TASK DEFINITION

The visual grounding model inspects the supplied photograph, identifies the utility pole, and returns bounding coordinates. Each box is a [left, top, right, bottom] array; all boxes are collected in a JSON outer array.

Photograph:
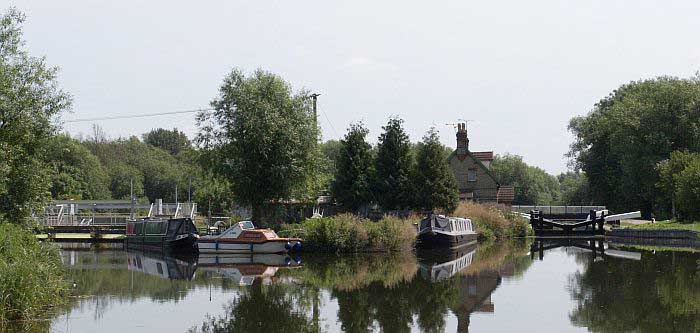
[[310, 93, 320, 127], [130, 179, 135, 220]]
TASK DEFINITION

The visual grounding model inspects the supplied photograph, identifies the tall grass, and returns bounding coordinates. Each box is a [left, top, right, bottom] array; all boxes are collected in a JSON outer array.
[[453, 201, 530, 240], [279, 214, 418, 253], [0, 223, 68, 328]]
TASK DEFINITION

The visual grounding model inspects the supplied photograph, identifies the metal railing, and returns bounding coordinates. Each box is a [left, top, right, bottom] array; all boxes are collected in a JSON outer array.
[[511, 205, 607, 215]]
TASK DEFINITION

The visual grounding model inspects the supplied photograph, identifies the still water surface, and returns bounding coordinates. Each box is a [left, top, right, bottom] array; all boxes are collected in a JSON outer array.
[[48, 240, 699, 332]]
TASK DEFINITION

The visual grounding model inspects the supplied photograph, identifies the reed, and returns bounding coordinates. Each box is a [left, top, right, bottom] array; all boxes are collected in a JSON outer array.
[[279, 214, 418, 253], [453, 201, 530, 240], [0, 223, 68, 329]]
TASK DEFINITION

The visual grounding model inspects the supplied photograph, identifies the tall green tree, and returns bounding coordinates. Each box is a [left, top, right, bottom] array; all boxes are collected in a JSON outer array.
[[412, 127, 458, 212], [0, 9, 71, 224], [374, 117, 414, 210], [657, 151, 700, 220], [196, 69, 319, 224], [490, 154, 560, 205], [143, 127, 191, 156], [557, 171, 592, 205], [568, 75, 700, 217], [331, 123, 374, 211], [46, 135, 110, 200]]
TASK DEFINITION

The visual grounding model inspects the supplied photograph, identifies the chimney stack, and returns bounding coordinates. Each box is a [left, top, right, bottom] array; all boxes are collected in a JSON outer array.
[[456, 122, 469, 150]]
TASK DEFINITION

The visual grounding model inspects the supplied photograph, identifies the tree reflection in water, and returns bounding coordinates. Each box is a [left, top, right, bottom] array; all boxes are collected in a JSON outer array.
[[193, 240, 532, 332], [568, 249, 700, 333]]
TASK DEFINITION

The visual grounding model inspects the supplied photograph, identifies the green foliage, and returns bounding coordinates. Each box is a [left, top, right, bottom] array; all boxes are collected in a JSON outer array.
[[374, 117, 414, 210], [557, 171, 592, 205], [0, 8, 71, 224], [490, 154, 560, 205], [106, 162, 144, 199], [197, 69, 319, 224], [280, 214, 417, 253], [657, 150, 700, 220], [568, 75, 700, 217], [412, 127, 458, 212], [0, 223, 67, 327], [454, 201, 529, 240], [46, 135, 110, 200], [142, 128, 191, 155], [331, 123, 374, 211], [674, 160, 700, 221]]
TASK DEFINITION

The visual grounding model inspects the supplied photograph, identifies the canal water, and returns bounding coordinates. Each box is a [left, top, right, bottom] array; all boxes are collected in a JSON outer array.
[[46, 240, 699, 332]]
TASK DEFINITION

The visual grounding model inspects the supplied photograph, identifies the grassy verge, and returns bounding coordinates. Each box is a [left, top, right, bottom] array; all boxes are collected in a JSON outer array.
[[453, 202, 531, 240], [621, 219, 700, 232], [0, 223, 68, 330], [279, 214, 418, 253]]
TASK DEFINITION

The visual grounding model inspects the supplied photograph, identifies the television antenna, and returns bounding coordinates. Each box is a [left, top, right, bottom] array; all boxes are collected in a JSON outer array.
[[445, 119, 474, 132]]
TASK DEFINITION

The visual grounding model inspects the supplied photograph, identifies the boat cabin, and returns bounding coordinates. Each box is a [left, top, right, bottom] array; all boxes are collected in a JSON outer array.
[[419, 215, 474, 233]]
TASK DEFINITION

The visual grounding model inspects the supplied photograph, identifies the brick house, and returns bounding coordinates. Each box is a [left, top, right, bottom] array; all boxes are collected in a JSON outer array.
[[447, 123, 514, 205]]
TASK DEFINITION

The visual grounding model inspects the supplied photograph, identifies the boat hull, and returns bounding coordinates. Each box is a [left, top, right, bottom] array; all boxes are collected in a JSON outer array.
[[416, 231, 478, 249], [197, 239, 299, 254]]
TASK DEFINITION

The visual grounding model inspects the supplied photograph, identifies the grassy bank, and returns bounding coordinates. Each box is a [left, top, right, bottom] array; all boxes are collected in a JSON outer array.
[[279, 214, 418, 253], [621, 219, 700, 232], [0, 223, 68, 329], [453, 202, 530, 240]]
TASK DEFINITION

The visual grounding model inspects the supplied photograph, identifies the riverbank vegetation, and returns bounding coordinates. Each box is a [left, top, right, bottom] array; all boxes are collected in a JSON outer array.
[[622, 220, 700, 233], [279, 214, 418, 253], [0, 224, 67, 328], [453, 202, 530, 240]]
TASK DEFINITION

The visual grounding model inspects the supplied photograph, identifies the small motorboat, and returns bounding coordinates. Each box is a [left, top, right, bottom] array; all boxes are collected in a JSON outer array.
[[197, 220, 302, 254], [416, 214, 478, 249]]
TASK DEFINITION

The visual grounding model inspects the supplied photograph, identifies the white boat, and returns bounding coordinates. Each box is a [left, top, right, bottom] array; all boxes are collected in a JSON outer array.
[[197, 221, 302, 254]]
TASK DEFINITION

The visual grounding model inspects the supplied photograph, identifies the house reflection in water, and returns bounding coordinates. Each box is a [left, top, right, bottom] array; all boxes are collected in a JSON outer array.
[[417, 244, 520, 333]]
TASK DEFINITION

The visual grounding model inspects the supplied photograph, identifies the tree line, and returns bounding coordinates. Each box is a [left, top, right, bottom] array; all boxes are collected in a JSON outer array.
[[569, 74, 700, 221]]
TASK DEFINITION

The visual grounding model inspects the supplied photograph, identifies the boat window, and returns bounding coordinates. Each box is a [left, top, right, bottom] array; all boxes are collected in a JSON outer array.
[[241, 221, 255, 229]]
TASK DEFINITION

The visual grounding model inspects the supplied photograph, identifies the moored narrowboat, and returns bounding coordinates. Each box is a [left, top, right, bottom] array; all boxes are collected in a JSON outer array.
[[198, 220, 302, 254], [126, 217, 199, 252], [416, 214, 478, 249]]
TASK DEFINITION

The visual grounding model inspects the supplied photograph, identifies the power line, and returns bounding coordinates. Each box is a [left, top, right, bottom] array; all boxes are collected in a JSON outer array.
[[63, 108, 214, 123]]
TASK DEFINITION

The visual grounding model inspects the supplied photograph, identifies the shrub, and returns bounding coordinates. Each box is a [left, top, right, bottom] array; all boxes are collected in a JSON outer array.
[[0, 223, 67, 327], [453, 201, 529, 240], [279, 214, 417, 253]]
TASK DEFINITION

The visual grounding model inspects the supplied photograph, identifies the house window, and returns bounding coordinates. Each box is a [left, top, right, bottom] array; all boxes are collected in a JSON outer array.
[[468, 169, 477, 182]]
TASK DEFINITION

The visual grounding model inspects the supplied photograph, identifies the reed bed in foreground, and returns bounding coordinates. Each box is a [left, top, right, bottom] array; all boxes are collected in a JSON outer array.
[[0, 223, 68, 330]]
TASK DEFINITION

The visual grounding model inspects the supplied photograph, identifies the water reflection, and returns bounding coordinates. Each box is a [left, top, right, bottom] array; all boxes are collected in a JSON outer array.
[[51, 240, 700, 333]]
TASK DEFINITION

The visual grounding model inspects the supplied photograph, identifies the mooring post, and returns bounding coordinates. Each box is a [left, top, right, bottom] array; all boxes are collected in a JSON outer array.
[[598, 211, 605, 233]]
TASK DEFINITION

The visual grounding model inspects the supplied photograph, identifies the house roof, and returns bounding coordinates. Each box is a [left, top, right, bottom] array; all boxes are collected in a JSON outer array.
[[472, 151, 494, 161], [447, 149, 501, 187]]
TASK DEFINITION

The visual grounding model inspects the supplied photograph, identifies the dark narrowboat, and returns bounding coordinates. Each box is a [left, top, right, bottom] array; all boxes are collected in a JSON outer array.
[[416, 214, 478, 249], [126, 217, 199, 252]]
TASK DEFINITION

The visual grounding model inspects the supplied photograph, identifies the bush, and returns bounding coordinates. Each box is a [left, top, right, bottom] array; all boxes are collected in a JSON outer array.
[[453, 201, 529, 240], [279, 214, 417, 253], [0, 223, 67, 326]]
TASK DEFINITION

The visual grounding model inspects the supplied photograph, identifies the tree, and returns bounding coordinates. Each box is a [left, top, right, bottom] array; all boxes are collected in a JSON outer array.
[[374, 117, 414, 210], [568, 75, 700, 217], [46, 135, 110, 200], [557, 171, 592, 205], [490, 154, 560, 205], [657, 151, 700, 220], [0, 9, 71, 224], [331, 123, 374, 211], [106, 162, 144, 199], [196, 69, 319, 224], [143, 128, 191, 156], [412, 127, 458, 212]]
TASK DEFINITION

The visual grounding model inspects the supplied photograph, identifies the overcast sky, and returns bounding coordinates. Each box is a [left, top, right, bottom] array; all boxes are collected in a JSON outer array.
[[10, 0, 700, 174]]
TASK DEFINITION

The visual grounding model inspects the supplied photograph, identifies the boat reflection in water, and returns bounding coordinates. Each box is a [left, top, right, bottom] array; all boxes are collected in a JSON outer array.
[[197, 254, 302, 286], [417, 243, 508, 332], [418, 243, 478, 282], [126, 250, 198, 280], [124, 250, 302, 284]]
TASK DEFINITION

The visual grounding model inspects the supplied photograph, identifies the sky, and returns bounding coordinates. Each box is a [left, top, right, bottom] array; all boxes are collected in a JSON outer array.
[[9, 0, 700, 174]]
